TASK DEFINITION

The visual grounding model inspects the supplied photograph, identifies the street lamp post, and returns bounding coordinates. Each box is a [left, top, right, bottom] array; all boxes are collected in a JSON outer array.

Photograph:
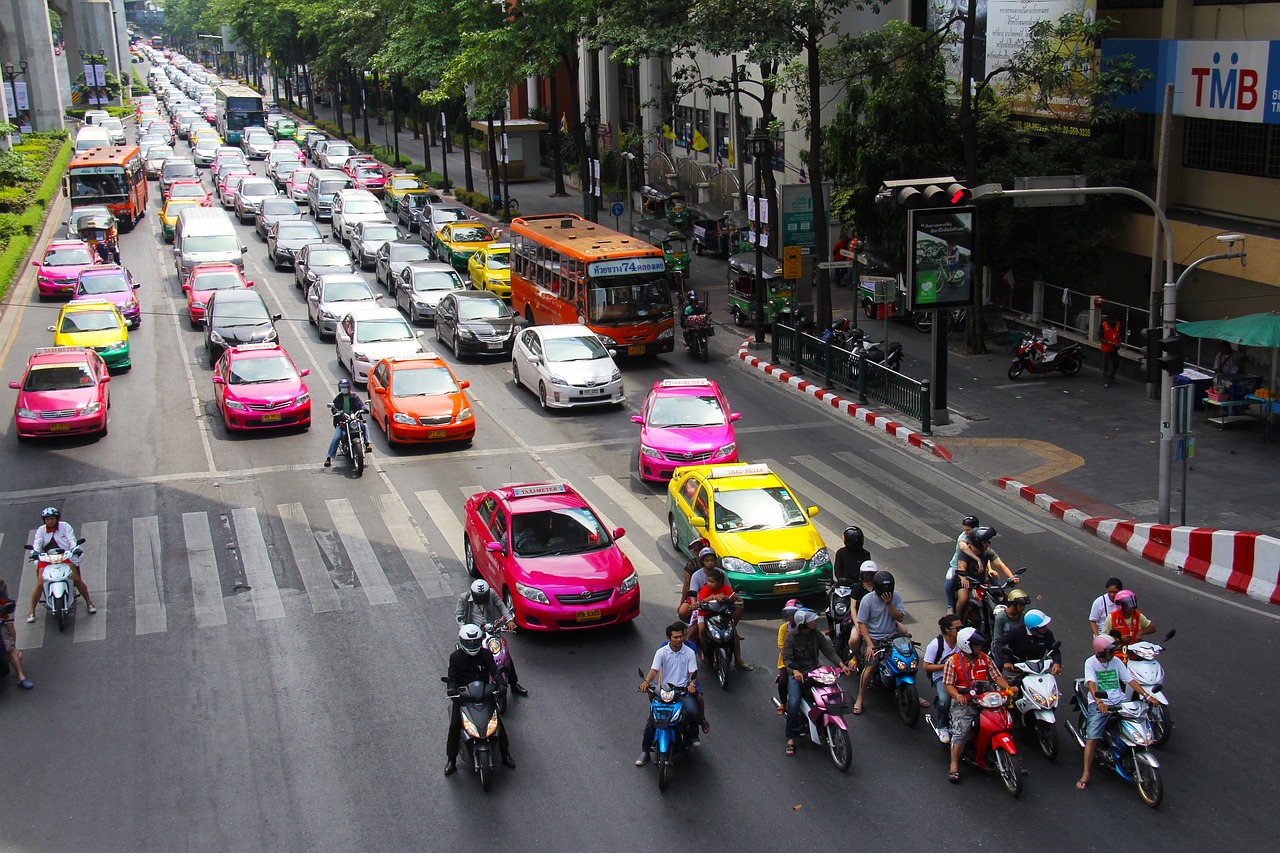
[[623, 151, 636, 234], [1, 61, 22, 139], [78, 49, 105, 108], [584, 100, 600, 222], [87, 0, 125, 107], [749, 125, 770, 346]]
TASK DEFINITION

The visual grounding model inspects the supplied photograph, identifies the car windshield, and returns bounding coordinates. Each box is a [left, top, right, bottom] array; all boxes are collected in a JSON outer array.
[[391, 178, 420, 190], [229, 355, 295, 385], [327, 143, 352, 156], [45, 246, 93, 266], [587, 277, 675, 325], [60, 310, 120, 333], [390, 366, 458, 397], [323, 280, 373, 302], [194, 140, 218, 152], [405, 195, 426, 209], [78, 272, 130, 294], [163, 162, 198, 178], [648, 394, 726, 429], [224, 175, 249, 191], [213, 302, 270, 325], [318, 180, 350, 194], [355, 318, 413, 343], [360, 225, 399, 241], [184, 235, 240, 254], [433, 208, 464, 224], [450, 226, 492, 243], [261, 200, 298, 215], [544, 335, 610, 362], [25, 364, 96, 391], [459, 299, 510, 321], [345, 199, 382, 215], [712, 486, 809, 532], [389, 245, 432, 263], [291, 170, 314, 184], [274, 162, 300, 177], [487, 252, 510, 270], [146, 146, 174, 161], [411, 272, 459, 292], [239, 181, 275, 197], [169, 184, 205, 199], [192, 271, 244, 291], [278, 223, 321, 239], [246, 133, 271, 146], [356, 168, 383, 181], [510, 507, 611, 557], [309, 249, 352, 266]]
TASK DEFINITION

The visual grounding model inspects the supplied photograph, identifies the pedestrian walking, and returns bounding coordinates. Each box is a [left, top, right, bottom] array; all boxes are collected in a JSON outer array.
[[1100, 314, 1121, 388]]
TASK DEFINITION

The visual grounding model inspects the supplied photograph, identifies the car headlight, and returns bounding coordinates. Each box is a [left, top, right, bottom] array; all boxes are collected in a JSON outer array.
[[353, 351, 369, 364], [515, 581, 549, 604], [392, 412, 415, 425], [79, 402, 103, 415], [106, 340, 128, 352], [16, 407, 37, 418], [639, 444, 661, 459], [722, 556, 756, 575], [320, 310, 336, 320], [716, 442, 736, 457], [595, 334, 618, 347], [657, 327, 674, 341], [456, 407, 473, 422], [812, 547, 831, 568], [225, 399, 246, 410], [458, 327, 477, 339], [547, 374, 569, 386], [192, 301, 206, 310], [610, 369, 622, 383], [619, 570, 639, 594], [294, 393, 310, 406], [263, 328, 278, 342]]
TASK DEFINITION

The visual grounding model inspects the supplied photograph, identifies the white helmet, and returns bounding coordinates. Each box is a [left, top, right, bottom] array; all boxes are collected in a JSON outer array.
[[458, 623, 484, 655], [957, 627, 988, 655], [470, 579, 490, 600], [793, 609, 819, 627]]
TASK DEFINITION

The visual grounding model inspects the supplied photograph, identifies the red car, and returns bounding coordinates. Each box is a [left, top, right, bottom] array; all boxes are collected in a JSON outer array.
[[343, 156, 380, 178], [32, 240, 99, 300], [462, 482, 640, 631], [167, 179, 213, 206], [212, 343, 311, 431], [9, 345, 111, 440], [182, 263, 254, 328], [352, 165, 388, 195]]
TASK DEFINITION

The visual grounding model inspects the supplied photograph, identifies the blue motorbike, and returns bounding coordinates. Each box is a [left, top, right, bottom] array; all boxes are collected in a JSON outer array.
[[868, 635, 923, 727], [1065, 680, 1165, 808], [638, 667, 696, 791]]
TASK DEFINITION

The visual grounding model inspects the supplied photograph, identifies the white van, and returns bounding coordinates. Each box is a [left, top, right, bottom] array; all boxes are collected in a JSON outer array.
[[74, 126, 112, 154], [173, 207, 246, 279]]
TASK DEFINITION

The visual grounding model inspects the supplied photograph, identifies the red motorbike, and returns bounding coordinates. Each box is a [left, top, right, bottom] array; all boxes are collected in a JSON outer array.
[[1008, 331, 1083, 380], [950, 685, 1023, 797]]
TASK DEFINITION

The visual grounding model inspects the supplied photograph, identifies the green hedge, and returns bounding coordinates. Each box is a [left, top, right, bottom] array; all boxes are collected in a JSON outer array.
[[0, 234, 34, 300], [0, 137, 73, 301], [64, 106, 135, 120]]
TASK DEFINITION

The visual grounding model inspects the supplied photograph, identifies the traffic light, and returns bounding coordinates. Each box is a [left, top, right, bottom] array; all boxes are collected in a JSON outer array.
[[1158, 333, 1185, 376], [876, 177, 971, 210]]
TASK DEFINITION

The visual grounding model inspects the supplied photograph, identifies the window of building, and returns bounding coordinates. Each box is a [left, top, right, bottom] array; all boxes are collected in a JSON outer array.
[[714, 111, 730, 161], [771, 127, 785, 173], [695, 108, 709, 150], [1184, 117, 1280, 178], [618, 65, 640, 132], [675, 105, 694, 150]]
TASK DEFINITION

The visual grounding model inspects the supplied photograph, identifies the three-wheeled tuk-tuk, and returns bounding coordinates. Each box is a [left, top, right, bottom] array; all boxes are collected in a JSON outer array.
[[689, 203, 732, 257], [641, 183, 690, 228], [632, 219, 690, 281], [78, 212, 120, 264], [726, 252, 790, 328]]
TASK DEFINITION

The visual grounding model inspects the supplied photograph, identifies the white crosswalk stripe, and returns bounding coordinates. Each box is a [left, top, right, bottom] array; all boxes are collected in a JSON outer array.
[[326, 499, 397, 606], [231, 508, 285, 621], [758, 459, 911, 550], [278, 503, 341, 614], [183, 512, 228, 627], [417, 489, 468, 573], [16, 528, 44, 649], [74, 521, 109, 643], [374, 492, 452, 599], [583, 477, 667, 576], [790, 455, 950, 545], [133, 516, 168, 635]]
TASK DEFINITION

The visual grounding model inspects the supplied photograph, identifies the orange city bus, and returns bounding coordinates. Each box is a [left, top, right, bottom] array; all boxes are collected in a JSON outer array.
[[509, 213, 676, 356], [64, 145, 148, 229]]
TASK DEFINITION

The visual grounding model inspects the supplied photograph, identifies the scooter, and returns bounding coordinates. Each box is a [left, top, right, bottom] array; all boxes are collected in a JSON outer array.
[[329, 406, 366, 477], [1006, 645, 1062, 761], [960, 568, 1026, 641], [1065, 680, 1164, 808], [27, 538, 86, 632], [821, 580, 855, 664], [441, 676, 504, 792], [697, 598, 737, 690], [1125, 629, 1175, 747], [927, 683, 1023, 797], [682, 311, 713, 362], [638, 668, 697, 791], [480, 622, 513, 714], [1008, 332, 1084, 380], [771, 665, 853, 772], [866, 635, 923, 726], [844, 328, 904, 372]]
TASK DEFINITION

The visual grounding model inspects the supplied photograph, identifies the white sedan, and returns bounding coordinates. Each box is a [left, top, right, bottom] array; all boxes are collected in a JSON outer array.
[[334, 307, 425, 384], [511, 324, 625, 410]]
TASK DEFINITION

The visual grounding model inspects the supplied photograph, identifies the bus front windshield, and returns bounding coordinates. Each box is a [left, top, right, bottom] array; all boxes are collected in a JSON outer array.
[[225, 111, 266, 132], [587, 275, 674, 325], [69, 169, 126, 203]]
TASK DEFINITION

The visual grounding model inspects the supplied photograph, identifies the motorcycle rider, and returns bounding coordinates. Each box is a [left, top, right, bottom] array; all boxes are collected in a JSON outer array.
[[844, 561, 880, 663], [676, 541, 716, 622], [832, 526, 870, 585], [1, 578, 34, 689], [953, 526, 1018, 623], [1077, 634, 1161, 791], [1088, 577, 1124, 636], [782, 609, 854, 756], [852, 568, 912, 715], [682, 289, 708, 322], [455, 579, 528, 697], [775, 599, 803, 711], [636, 621, 703, 766], [944, 628, 1012, 783], [324, 378, 372, 467], [993, 609, 1062, 675], [694, 566, 751, 671], [944, 516, 981, 614], [444, 624, 515, 776], [924, 614, 962, 743], [25, 507, 96, 623], [993, 587, 1030, 638], [1098, 590, 1155, 652]]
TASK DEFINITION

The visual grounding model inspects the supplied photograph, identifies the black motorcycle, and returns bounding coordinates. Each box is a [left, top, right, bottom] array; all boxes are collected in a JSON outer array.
[[961, 568, 1027, 640], [822, 580, 856, 664], [697, 598, 738, 689], [683, 311, 713, 362], [442, 677, 504, 792], [844, 327, 904, 372], [329, 406, 366, 477]]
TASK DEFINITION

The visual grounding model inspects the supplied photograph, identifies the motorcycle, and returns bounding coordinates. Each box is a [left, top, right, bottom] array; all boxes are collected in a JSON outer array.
[[480, 622, 513, 714], [1006, 645, 1062, 761], [1125, 630, 1175, 747], [866, 635, 923, 726], [329, 406, 366, 476], [770, 665, 853, 772], [682, 311, 713, 362], [960, 568, 1026, 641], [697, 598, 737, 690], [637, 668, 697, 791], [1065, 680, 1164, 808], [821, 580, 855, 664], [27, 538, 86, 631], [1008, 331, 1084, 380], [927, 683, 1023, 797], [843, 328, 904, 372], [441, 676, 504, 792]]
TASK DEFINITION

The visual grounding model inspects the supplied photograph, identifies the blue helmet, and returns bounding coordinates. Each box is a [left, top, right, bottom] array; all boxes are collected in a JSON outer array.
[[1023, 609, 1051, 630]]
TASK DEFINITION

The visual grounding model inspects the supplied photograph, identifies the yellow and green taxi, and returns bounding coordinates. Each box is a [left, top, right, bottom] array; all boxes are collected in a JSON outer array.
[[666, 463, 831, 600], [47, 300, 131, 370], [160, 197, 203, 242], [434, 221, 494, 272], [191, 127, 221, 146], [384, 173, 427, 211], [467, 242, 511, 298]]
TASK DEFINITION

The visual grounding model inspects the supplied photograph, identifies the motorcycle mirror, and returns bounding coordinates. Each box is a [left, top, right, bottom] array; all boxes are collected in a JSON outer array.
[[1051, 640, 1062, 650], [1014, 566, 1027, 575], [1163, 629, 1176, 641], [77, 538, 86, 545], [439, 676, 450, 684]]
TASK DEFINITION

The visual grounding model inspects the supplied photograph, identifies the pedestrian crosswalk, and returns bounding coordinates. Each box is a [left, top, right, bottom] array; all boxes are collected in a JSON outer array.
[[5, 454, 1047, 650]]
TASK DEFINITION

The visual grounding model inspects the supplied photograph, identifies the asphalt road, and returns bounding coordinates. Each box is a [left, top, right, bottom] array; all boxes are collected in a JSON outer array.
[[1, 106, 1278, 851]]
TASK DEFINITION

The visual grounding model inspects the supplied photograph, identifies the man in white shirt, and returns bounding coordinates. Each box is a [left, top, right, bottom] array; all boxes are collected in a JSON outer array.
[[1087, 577, 1123, 636], [1078, 635, 1160, 790], [636, 622, 701, 766], [25, 507, 96, 622]]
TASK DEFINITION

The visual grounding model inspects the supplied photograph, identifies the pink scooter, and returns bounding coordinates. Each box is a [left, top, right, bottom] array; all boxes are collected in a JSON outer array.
[[771, 665, 853, 771]]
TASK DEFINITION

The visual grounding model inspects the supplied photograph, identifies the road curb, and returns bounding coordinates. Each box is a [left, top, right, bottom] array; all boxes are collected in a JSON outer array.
[[996, 477, 1280, 605], [736, 337, 953, 461]]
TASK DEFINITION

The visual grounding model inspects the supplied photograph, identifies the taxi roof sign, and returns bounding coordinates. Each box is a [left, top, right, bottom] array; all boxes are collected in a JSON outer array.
[[33, 346, 89, 355], [231, 342, 282, 352], [708, 464, 771, 479], [511, 483, 568, 498], [658, 378, 712, 388]]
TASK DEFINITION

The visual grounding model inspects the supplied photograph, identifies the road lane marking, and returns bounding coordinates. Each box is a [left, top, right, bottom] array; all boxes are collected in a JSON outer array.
[[588, 475, 671, 547], [790, 455, 950, 545], [277, 503, 341, 613], [573, 481, 664, 577], [132, 516, 168, 635], [231, 508, 285, 620], [326, 499, 397, 606], [160, 229, 218, 474], [183, 512, 227, 627], [375, 492, 452, 599], [15, 529, 44, 648], [74, 521, 108, 643], [759, 459, 911, 550], [417, 490, 466, 573]]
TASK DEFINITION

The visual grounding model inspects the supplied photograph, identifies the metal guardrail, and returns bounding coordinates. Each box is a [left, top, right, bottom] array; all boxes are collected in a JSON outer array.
[[772, 322, 932, 434]]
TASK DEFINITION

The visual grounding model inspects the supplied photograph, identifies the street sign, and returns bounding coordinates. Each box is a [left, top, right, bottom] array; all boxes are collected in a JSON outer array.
[[782, 246, 803, 279], [817, 261, 852, 270], [610, 201, 624, 218], [1013, 175, 1087, 207], [839, 248, 856, 259], [1172, 382, 1195, 436]]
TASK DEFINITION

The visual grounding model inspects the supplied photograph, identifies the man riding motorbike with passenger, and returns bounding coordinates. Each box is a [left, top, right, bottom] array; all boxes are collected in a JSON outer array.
[[782, 609, 853, 756], [455, 579, 528, 696], [25, 507, 96, 623], [1098, 590, 1156, 655], [953, 526, 1018, 622], [444, 623, 515, 776]]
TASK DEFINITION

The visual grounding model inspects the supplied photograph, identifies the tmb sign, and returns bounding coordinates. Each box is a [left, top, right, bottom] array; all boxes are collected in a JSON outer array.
[[1103, 39, 1280, 124]]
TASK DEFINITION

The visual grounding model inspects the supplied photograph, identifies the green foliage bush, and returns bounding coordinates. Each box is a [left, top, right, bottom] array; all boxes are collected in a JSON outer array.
[[0, 234, 34, 300]]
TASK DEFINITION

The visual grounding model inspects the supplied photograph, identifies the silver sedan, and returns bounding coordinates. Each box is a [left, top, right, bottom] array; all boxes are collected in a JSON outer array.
[[306, 273, 380, 338]]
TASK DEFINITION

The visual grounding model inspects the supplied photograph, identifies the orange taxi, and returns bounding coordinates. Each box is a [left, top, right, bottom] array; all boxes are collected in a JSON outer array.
[[366, 354, 475, 446]]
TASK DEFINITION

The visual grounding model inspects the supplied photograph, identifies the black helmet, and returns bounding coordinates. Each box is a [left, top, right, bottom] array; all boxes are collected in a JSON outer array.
[[842, 526, 864, 550], [873, 570, 895, 596], [973, 525, 997, 545], [962, 515, 979, 528]]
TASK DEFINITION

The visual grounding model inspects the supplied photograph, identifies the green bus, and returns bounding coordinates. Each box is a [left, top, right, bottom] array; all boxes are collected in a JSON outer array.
[[214, 84, 265, 145]]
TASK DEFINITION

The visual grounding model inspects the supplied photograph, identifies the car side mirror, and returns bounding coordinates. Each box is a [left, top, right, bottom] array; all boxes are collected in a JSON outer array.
[[8, 381, 20, 389], [416, 331, 424, 337], [133, 282, 141, 290], [246, 280, 255, 287], [273, 314, 283, 321], [299, 368, 310, 377], [241, 246, 248, 254], [101, 375, 110, 383], [374, 294, 382, 300], [607, 349, 617, 357], [485, 541, 503, 553], [630, 415, 643, 424], [457, 380, 470, 390], [613, 527, 626, 540], [211, 375, 224, 385], [691, 517, 707, 530], [729, 412, 742, 422], [807, 505, 819, 518], [181, 284, 191, 292], [47, 325, 56, 332]]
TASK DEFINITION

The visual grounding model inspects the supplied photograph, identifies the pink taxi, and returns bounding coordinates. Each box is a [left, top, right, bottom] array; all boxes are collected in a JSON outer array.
[[211, 343, 311, 431], [631, 377, 740, 482], [287, 168, 315, 204], [32, 240, 99, 300], [9, 346, 111, 440], [352, 164, 388, 195], [463, 482, 640, 631]]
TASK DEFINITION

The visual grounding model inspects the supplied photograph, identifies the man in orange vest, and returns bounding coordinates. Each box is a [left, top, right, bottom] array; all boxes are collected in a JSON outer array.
[[1100, 314, 1122, 388], [1099, 590, 1155, 654], [943, 627, 1012, 782]]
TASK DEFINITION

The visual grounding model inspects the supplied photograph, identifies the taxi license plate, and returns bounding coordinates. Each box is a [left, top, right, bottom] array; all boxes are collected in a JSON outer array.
[[428, 429, 447, 438], [261, 413, 281, 422], [773, 581, 800, 594], [576, 609, 602, 623], [627, 344, 646, 356], [486, 341, 502, 350], [50, 423, 70, 432]]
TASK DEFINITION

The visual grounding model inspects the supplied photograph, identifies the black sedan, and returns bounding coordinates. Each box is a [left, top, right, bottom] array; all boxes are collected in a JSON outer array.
[[266, 220, 323, 269], [374, 240, 435, 289], [204, 289, 282, 367], [433, 290, 516, 358], [255, 198, 303, 240], [294, 242, 357, 291]]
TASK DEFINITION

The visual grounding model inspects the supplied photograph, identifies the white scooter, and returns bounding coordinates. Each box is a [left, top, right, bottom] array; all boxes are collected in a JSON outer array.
[[27, 538, 85, 632], [1007, 645, 1062, 761], [1126, 629, 1174, 747]]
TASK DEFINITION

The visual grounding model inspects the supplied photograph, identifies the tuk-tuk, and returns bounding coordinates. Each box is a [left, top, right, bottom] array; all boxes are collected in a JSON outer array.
[[665, 190, 690, 228], [632, 219, 690, 281], [689, 203, 732, 257], [641, 183, 676, 218], [725, 209, 754, 254], [77, 211, 120, 264], [726, 252, 790, 327]]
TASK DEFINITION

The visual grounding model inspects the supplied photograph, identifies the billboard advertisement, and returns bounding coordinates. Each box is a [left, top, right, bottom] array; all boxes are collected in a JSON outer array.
[[908, 207, 974, 311]]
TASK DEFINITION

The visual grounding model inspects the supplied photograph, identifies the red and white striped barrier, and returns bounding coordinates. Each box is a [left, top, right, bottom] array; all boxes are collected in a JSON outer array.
[[736, 339, 952, 461], [997, 477, 1280, 605]]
